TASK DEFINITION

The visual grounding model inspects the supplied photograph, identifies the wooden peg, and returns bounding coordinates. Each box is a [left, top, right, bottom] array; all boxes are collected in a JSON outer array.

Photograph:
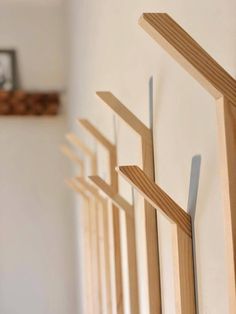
[[117, 166, 192, 237], [117, 165, 196, 314], [96, 92, 150, 139], [139, 12, 236, 312], [139, 13, 236, 103], [96, 92, 161, 314]]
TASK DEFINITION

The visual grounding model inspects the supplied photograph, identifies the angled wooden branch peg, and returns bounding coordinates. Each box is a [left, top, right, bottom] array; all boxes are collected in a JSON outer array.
[[96, 91, 161, 314], [78, 118, 140, 314], [118, 165, 196, 314], [139, 12, 236, 312], [78, 119, 124, 314]]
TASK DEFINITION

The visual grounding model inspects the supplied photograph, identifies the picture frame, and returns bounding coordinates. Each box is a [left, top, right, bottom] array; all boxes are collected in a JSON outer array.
[[0, 50, 17, 91]]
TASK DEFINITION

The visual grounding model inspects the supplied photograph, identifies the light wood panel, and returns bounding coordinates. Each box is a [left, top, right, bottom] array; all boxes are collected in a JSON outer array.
[[139, 12, 236, 313], [118, 165, 196, 314], [78, 119, 124, 314], [96, 91, 161, 314]]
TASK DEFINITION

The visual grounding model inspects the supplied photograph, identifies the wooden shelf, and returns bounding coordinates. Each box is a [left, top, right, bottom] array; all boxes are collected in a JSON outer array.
[[0, 90, 59, 115]]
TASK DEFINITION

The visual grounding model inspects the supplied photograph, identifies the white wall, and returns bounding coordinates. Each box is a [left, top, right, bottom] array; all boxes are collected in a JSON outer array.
[[68, 0, 236, 313], [0, 2, 78, 314]]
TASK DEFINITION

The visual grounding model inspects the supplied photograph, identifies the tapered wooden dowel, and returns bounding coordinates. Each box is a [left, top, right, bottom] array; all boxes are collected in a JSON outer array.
[[89, 175, 140, 314], [117, 165, 196, 314], [139, 12, 236, 312], [96, 92, 161, 314]]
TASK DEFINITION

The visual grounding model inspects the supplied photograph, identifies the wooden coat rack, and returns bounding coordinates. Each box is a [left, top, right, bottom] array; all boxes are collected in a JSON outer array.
[[61, 11, 236, 314], [139, 12, 236, 313]]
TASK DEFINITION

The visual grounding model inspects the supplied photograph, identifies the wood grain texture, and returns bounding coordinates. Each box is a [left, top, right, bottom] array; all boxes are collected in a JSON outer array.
[[97, 91, 162, 314], [79, 119, 124, 314], [140, 12, 236, 312], [139, 13, 236, 103], [118, 166, 192, 237]]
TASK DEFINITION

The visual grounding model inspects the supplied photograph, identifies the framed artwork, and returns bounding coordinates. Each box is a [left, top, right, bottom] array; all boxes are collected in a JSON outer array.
[[0, 50, 17, 91]]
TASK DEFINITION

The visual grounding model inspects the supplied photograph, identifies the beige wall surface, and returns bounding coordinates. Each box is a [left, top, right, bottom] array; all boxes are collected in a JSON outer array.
[[0, 1, 66, 91], [68, 0, 236, 313], [0, 2, 78, 314]]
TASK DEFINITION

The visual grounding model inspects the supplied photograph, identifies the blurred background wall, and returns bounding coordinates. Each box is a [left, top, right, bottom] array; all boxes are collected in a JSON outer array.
[[0, 1, 78, 314]]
